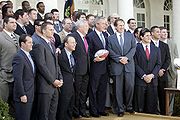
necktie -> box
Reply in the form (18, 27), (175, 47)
(119, 34), (124, 54)
(48, 42), (54, 53)
(11, 34), (18, 47)
(70, 54), (75, 72)
(22, 26), (27, 34)
(145, 45), (150, 60)
(83, 37), (88, 54)
(28, 54), (35, 73)
(100, 33), (106, 48)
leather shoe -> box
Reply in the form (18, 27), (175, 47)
(127, 109), (135, 114)
(81, 113), (90, 118)
(99, 112), (109, 116)
(117, 112), (124, 117)
(73, 114), (81, 118)
(90, 113), (100, 117)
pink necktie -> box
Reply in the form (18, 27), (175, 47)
(145, 45), (150, 60)
(83, 37), (88, 54)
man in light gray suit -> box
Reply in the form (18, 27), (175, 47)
(160, 26), (179, 115)
(108, 19), (136, 117)
(0, 16), (19, 102)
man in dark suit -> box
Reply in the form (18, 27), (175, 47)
(127, 18), (136, 34)
(151, 26), (171, 115)
(36, 2), (45, 20)
(14, 9), (30, 35)
(31, 22), (63, 120)
(68, 20), (90, 118)
(160, 26), (179, 115)
(86, 17), (109, 117)
(107, 19), (136, 117)
(26, 8), (37, 36)
(13, 34), (35, 120)
(57, 36), (76, 120)
(134, 28), (161, 114)
(107, 13), (119, 35)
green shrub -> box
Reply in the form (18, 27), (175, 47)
(0, 98), (14, 120)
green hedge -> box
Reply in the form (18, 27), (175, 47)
(0, 98), (14, 120)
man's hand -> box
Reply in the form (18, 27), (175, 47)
(20, 95), (27, 103)
(158, 69), (165, 77)
(119, 57), (128, 65)
(94, 56), (106, 62)
(144, 74), (154, 83)
(56, 48), (61, 54)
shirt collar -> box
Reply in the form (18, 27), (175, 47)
(3, 29), (15, 38)
(77, 30), (85, 39)
(41, 36), (51, 44)
(21, 48), (30, 56)
(152, 39), (159, 47)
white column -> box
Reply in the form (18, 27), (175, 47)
(117, 0), (134, 24)
(173, 0), (180, 54)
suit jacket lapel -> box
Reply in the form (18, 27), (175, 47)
(2, 31), (19, 48)
(76, 32), (87, 54)
(62, 49), (72, 72)
(20, 50), (34, 74)
(139, 43), (148, 60)
(94, 31), (104, 48)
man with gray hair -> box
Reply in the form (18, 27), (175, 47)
(68, 20), (90, 118)
(87, 16), (109, 117)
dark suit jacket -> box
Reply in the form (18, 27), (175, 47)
(14, 24), (30, 36)
(37, 13), (43, 20)
(68, 31), (90, 75)
(30, 37), (63, 94)
(107, 32), (136, 75)
(158, 41), (171, 71)
(134, 43), (161, 86)
(26, 22), (35, 36)
(58, 49), (75, 94)
(13, 50), (35, 103)
(86, 30), (108, 74)
(107, 25), (115, 35)
(54, 33), (62, 49)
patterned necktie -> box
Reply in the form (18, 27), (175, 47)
(70, 54), (75, 72)
(145, 45), (150, 60)
(48, 42), (54, 53)
(100, 32), (106, 48)
(22, 26), (27, 34)
(83, 37), (88, 54)
(11, 34), (18, 47)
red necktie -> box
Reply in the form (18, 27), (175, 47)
(145, 45), (150, 60)
(83, 37), (88, 54)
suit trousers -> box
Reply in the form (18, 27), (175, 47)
(37, 89), (59, 120)
(73, 73), (89, 115)
(158, 74), (168, 115)
(134, 85), (158, 114)
(15, 102), (33, 120)
(89, 72), (108, 114)
(112, 71), (134, 114)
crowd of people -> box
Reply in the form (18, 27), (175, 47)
(0, 0), (179, 120)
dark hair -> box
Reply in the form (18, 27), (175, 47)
(34, 19), (44, 27)
(76, 12), (86, 20)
(114, 18), (125, 27)
(41, 22), (53, 33)
(28, 8), (36, 14)
(36, 2), (44, 8)
(51, 9), (59, 14)
(3, 16), (16, 28)
(86, 14), (94, 20)
(127, 18), (135, 24)
(19, 34), (31, 47)
(139, 28), (151, 38)
(14, 9), (26, 20)
(44, 12), (53, 21)
(159, 26), (167, 31)
(134, 26), (143, 36)
(64, 36), (74, 44)
(2, 4), (13, 19)
(150, 26), (159, 32)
